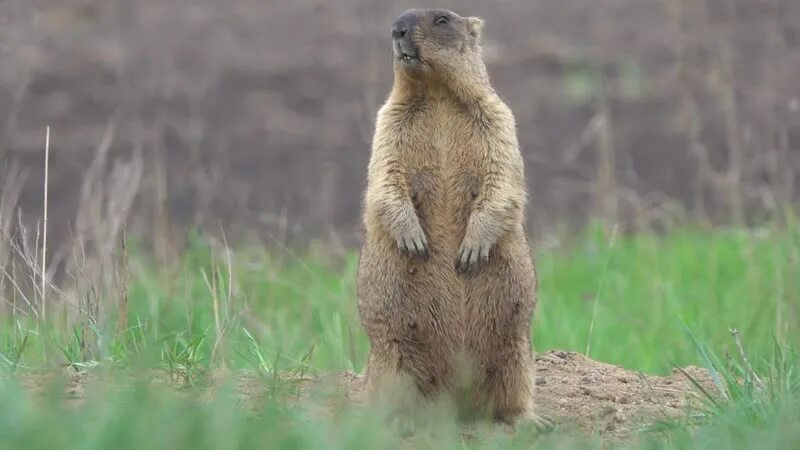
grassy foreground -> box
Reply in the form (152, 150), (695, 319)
(1, 225), (799, 449)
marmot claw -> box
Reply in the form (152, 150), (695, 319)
(455, 239), (491, 272)
(397, 225), (429, 260)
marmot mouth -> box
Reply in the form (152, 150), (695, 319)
(394, 41), (419, 62)
(398, 52), (421, 63)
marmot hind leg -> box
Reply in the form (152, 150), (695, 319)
(363, 351), (421, 437)
(362, 341), (454, 437)
(487, 352), (553, 431)
(461, 254), (550, 430)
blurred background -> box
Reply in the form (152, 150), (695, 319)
(1, 0), (799, 260)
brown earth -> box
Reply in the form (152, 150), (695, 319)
(1, 0), (799, 258)
(12, 350), (717, 442)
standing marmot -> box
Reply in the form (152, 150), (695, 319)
(356, 8), (543, 431)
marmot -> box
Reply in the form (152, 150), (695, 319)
(356, 8), (543, 431)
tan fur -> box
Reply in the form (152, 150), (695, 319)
(356, 8), (541, 430)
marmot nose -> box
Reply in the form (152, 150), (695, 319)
(391, 23), (408, 40)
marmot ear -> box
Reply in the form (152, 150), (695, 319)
(466, 17), (484, 39)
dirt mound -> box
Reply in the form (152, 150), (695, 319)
(11, 350), (716, 441)
(297, 350), (714, 439)
(532, 350), (713, 436)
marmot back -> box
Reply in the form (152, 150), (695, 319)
(356, 8), (547, 434)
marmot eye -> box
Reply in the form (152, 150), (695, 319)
(434, 15), (449, 25)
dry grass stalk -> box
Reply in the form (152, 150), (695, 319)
(115, 227), (129, 335)
(205, 225), (237, 369)
(41, 126), (50, 322)
(594, 82), (618, 232)
(0, 162), (29, 303)
(729, 328), (766, 392)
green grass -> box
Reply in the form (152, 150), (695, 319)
(1, 224), (799, 449)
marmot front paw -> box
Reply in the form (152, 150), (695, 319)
(455, 238), (491, 273)
(396, 223), (429, 260)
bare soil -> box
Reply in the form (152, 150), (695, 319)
(1, 0), (799, 254)
(11, 350), (717, 442)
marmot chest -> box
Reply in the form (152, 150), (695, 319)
(405, 116), (483, 236)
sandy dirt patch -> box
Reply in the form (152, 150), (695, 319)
(10, 350), (717, 442)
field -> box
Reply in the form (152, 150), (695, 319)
(1, 223), (798, 449)
(1, 1), (799, 448)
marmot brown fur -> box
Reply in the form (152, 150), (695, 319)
(356, 8), (543, 431)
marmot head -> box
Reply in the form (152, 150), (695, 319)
(390, 8), (485, 83)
